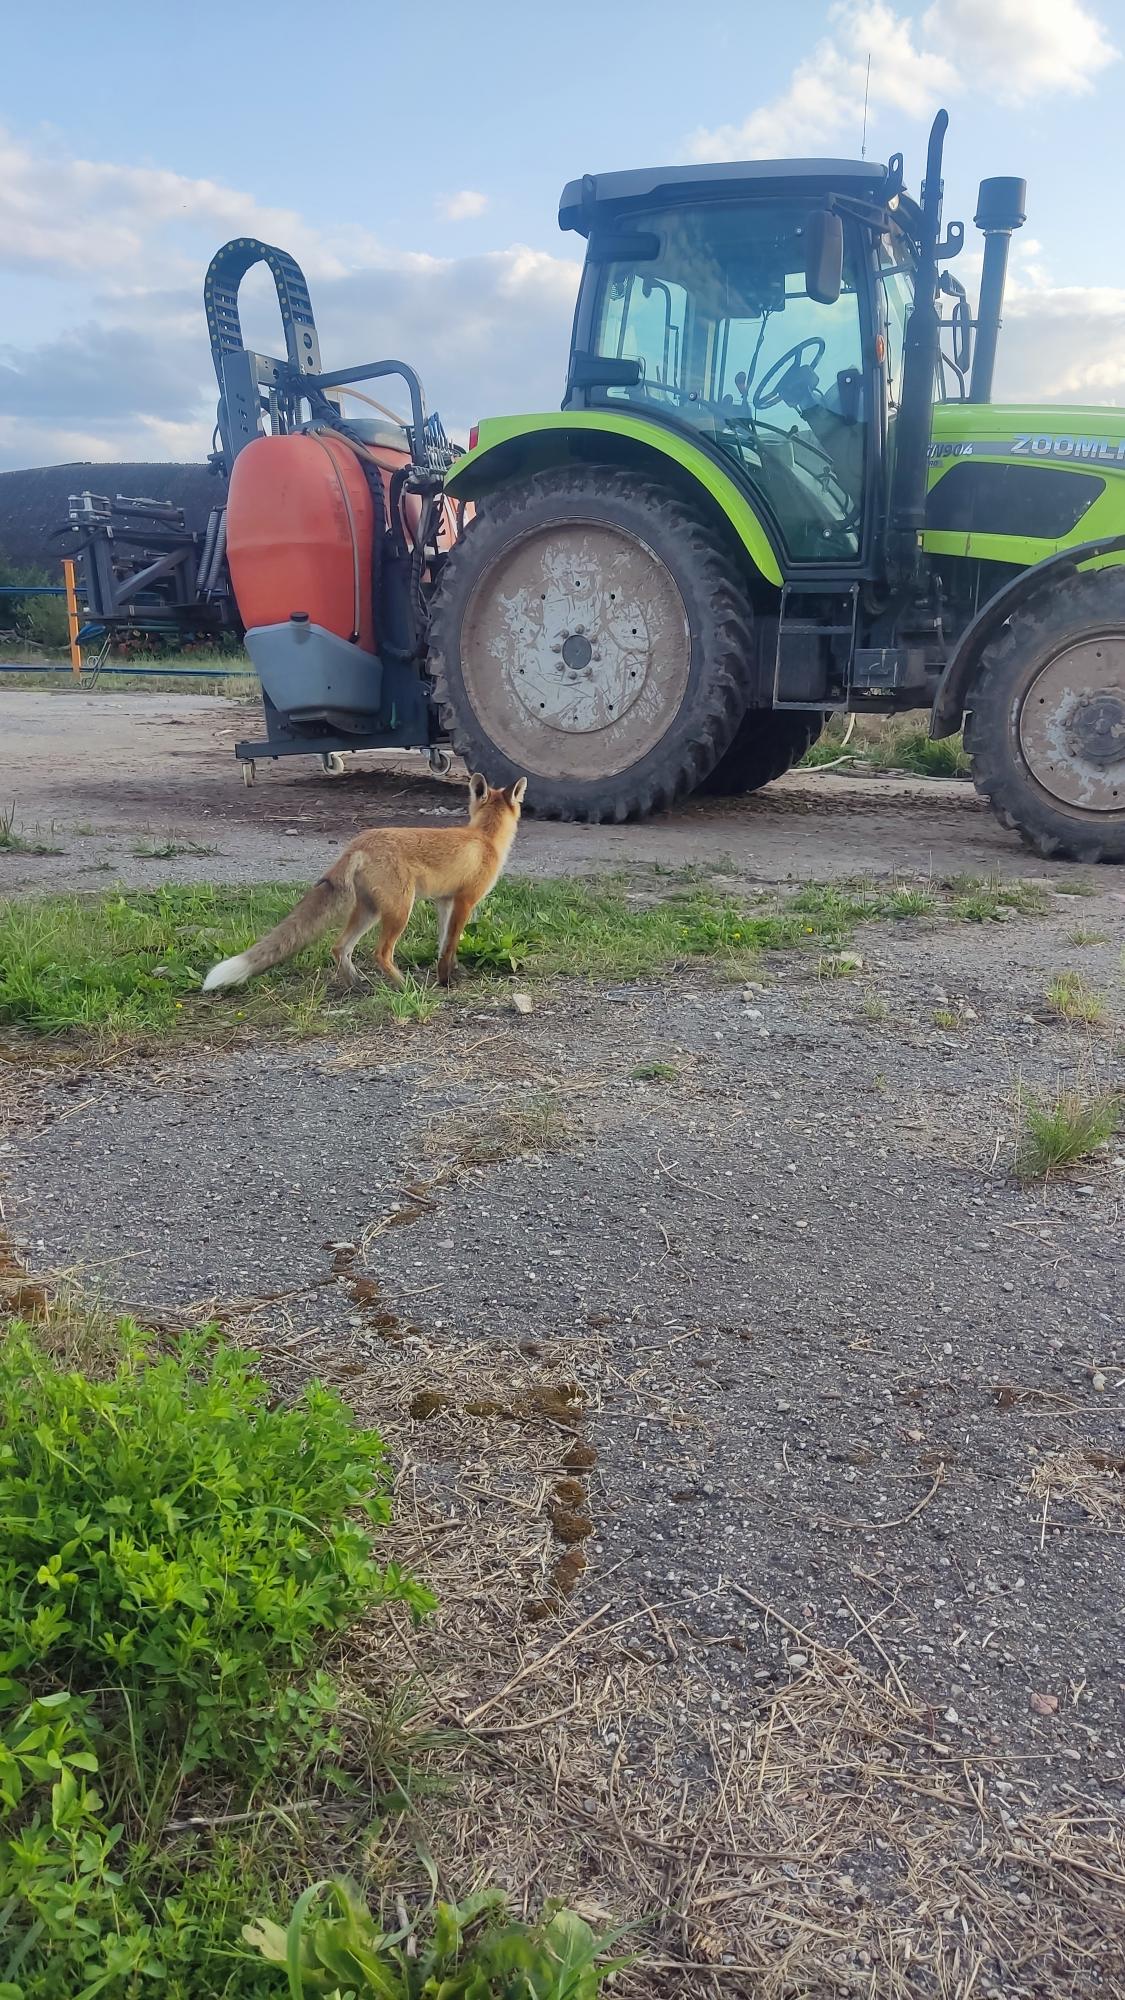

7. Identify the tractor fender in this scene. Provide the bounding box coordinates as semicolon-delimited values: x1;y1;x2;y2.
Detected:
444;411;783;588
929;531;1125;739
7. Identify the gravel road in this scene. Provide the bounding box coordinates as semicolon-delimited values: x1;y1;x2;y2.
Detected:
3;687;1124;1992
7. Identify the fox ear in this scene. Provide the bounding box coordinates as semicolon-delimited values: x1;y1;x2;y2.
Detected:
468;771;488;801
509;777;528;806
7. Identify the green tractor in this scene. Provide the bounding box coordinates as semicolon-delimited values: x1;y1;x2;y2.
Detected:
433;111;1125;859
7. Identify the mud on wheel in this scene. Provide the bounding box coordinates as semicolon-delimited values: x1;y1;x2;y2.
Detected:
427;465;756;821
965;567;1125;863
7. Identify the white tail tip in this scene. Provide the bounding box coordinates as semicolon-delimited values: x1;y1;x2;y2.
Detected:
202;953;252;992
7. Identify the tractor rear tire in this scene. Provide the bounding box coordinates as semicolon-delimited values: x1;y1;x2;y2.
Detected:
964;568;1125;863
427;466;755;821
696;710;824;796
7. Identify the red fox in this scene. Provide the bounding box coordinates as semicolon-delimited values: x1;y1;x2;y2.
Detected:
202;772;526;993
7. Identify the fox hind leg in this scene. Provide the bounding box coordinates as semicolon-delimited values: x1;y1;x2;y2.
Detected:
437;891;477;987
373;893;414;989
331;888;380;989
434;897;453;973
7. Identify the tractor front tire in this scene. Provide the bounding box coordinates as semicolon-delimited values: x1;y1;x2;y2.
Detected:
965;568;1125;863
696;710;824;796
427;466;755;821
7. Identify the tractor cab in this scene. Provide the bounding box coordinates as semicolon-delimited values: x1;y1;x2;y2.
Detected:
559;158;907;570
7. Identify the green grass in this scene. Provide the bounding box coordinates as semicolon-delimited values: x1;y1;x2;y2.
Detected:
797;718;970;777
132;837;225;860
0;1314;433;1999
1016;1090;1120;1180
0;868;1052;1045
798;733;852;768
0;877;856;1041
631;1060;679;1082
866;726;971;778
1045;972;1107;1025
249;1881;629;1998
946;874;1051;923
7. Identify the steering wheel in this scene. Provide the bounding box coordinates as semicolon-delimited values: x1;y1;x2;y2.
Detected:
753;337;826;411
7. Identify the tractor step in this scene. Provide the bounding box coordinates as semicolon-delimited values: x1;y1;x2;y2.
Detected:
773;582;859;707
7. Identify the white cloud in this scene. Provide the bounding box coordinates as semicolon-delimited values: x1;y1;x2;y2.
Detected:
0;122;381;283
686;2;955;159
0;124;580;470
438;189;490;222
921;0;1118;105
998;282;1125;405
686;0;1117;160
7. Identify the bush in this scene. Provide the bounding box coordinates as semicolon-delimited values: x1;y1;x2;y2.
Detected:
0;1323;433;1997
247;1878;632;1999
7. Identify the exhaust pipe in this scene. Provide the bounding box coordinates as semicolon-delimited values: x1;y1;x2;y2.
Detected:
888;109;948;585
968;176;1026;404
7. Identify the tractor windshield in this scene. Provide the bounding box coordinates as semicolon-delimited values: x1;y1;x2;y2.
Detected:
587;200;867;560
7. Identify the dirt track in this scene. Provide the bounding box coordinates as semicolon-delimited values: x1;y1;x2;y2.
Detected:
5;689;1117;897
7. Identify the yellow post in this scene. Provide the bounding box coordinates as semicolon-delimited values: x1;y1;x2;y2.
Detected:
62;559;82;674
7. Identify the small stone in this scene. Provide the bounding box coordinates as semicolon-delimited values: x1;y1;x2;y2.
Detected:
1028;1691;1058;1716
1092;1372;1107;1393
510;992;534;1015
787;1652;809;1668
944;1707;960;1724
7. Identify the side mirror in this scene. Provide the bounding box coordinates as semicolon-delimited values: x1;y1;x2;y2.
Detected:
951;294;972;373
569;352;643;390
805;208;843;306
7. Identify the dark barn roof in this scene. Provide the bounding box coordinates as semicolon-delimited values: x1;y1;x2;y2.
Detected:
0;462;226;572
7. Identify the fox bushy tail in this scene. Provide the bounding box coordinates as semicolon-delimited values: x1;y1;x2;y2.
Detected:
202;877;344;990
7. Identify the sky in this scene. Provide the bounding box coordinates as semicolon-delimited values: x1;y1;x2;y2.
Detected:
1;0;1123;472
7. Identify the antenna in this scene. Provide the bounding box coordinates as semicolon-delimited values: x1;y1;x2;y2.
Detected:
861;53;871;158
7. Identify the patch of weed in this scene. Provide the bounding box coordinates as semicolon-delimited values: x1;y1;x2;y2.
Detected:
1016;1090;1119;1180
0;803;64;856
248;1879;630;1998
1069;927;1110;947
631;1060;679;1082
131;837;224;859
1045;972;1106;1025
887;885;936;918
951;876;1050;923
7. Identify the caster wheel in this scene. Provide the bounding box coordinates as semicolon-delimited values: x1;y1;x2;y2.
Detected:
321;752;346;777
242;759;257;787
428;747;454;777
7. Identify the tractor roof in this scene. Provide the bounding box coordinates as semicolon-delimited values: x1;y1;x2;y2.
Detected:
559;158;888;235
